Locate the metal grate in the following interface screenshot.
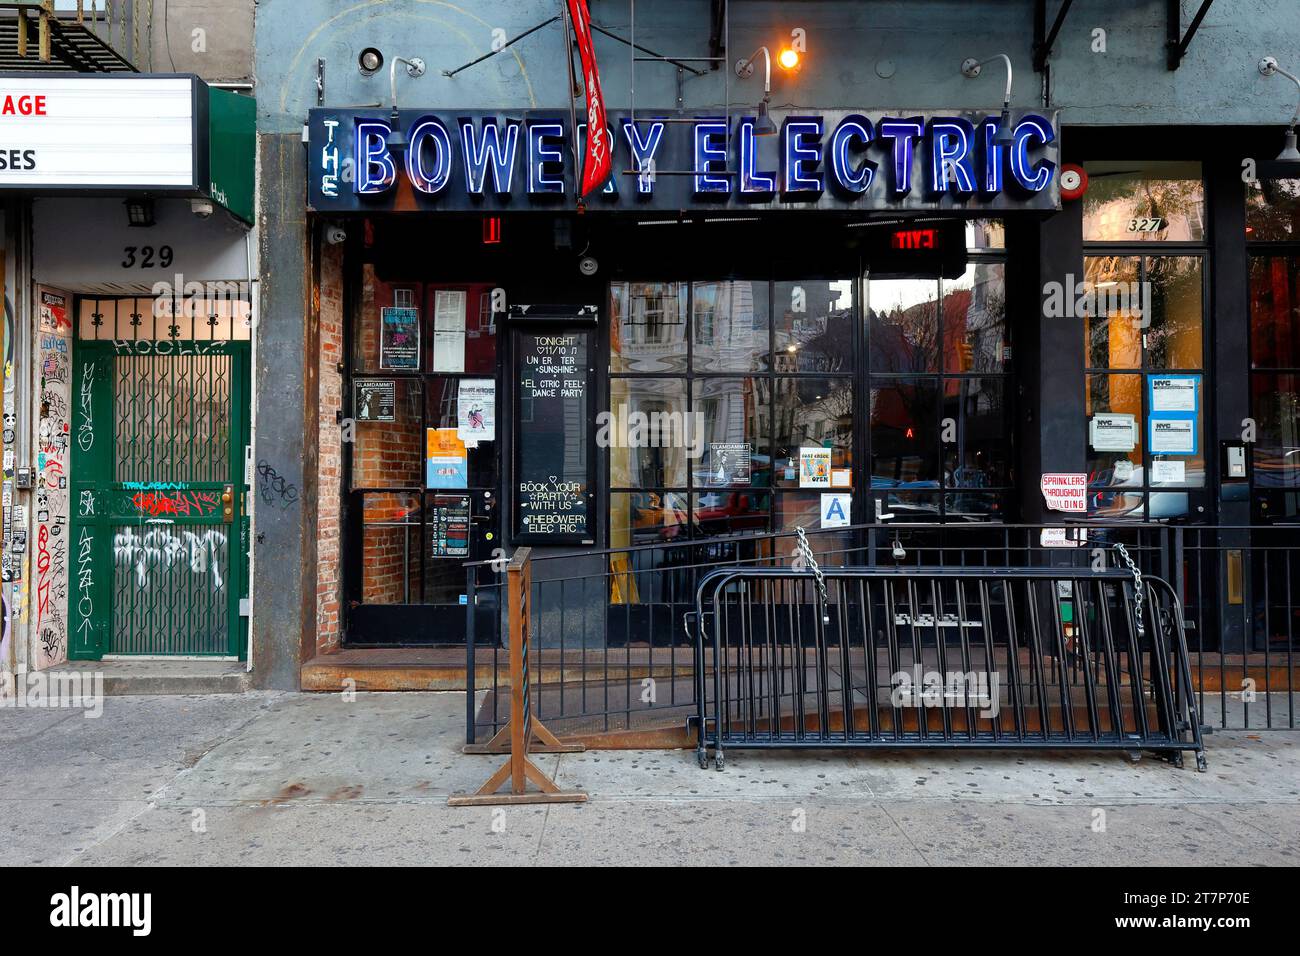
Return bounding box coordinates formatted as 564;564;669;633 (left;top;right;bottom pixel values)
111;523;228;654
113;353;231;483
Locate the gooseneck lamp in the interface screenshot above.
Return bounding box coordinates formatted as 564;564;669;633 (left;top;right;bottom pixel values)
962;53;1016;148
1259;56;1300;161
385;55;427;153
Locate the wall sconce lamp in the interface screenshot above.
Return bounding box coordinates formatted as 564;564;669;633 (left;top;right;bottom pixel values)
385;55;426;152
735;45;799;135
962;54;1016;147
124;198;155;228
1259;56;1300;161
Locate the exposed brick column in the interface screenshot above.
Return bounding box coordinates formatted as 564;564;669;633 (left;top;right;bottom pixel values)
315;241;344;654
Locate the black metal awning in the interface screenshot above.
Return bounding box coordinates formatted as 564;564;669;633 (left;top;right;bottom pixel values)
0;8;136;73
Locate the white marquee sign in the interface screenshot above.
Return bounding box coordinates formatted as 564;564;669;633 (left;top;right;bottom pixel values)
0;75;198;189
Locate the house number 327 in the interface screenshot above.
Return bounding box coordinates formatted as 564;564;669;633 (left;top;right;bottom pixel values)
121;245;174;268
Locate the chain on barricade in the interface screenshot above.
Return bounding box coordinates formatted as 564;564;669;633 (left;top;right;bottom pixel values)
1113;541;1145;639
795;526;831;624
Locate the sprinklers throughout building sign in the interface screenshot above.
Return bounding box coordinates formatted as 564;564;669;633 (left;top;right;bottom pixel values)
307;108;1059;213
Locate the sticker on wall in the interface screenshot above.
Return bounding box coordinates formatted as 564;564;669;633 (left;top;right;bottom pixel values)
353;378;396;422
1040;473;1087;513
1114;460;1135;481
379;306;420;370
456;378;496;446
799;447;831;488
426;427;467;489
820;492;851;528
1089;413;1136;452
706;442;752;486
38;288;70;333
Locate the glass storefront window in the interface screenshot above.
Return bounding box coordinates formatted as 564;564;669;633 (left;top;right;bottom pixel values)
692;279;769;372
1252;373;1300;488
1086;372;1144;487
609;491;690;547
965;219;1006;249
772;377;853;489
1246;178;1300;241
693;377;770;487
870;378;939;487
608;377;689;488
352;378;424;489
1081;161;1206;242
1250;254;1300;368
941;263;1007;373
692;490;772;538
1146;256;1204;370
773;279;853;373
941;377;1011;488
1084;255;1143;369
361;492;421;604
610;281;688;372
867;277;939;372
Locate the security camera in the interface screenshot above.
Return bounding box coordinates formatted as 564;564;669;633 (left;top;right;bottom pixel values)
325;224;347;245
190;198;215;219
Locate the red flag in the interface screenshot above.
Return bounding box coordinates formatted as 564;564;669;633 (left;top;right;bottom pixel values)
566;0;611;197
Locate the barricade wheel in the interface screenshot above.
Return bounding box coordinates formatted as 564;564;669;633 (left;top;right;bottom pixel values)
714;753;725;771
697;750;709;769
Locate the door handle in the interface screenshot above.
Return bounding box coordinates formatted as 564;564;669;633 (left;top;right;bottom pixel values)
222;484;234;523
875;498;895;522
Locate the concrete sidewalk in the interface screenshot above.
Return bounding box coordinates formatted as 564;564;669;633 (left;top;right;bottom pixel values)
1;691;1296;866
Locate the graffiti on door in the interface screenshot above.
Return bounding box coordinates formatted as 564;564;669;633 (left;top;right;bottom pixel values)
112;527;227;591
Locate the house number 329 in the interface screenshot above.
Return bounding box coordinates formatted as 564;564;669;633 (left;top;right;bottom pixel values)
121;245;174;268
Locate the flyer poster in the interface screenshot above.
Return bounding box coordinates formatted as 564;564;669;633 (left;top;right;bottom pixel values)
799;447;831;488
456;379;496;446
380;307;420;370
354;378;396;422
426;428;468;489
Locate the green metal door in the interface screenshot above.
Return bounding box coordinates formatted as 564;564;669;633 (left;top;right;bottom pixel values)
69;338;250;658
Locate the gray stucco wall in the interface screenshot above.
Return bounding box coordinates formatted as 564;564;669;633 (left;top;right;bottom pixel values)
254;0;1300;132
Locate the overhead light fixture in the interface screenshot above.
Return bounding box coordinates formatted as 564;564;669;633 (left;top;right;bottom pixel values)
736;45;789;135
385;55;426;153
962;54;1017;147
1259;56;1300;161
124;198;155;228
358;48;383;77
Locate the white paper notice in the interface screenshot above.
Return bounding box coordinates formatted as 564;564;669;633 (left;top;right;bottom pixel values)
1040;473;1088;513
457;379;496;446
1150;376;1197;412
1152;460;1186;483
1150;419;1195;453
1041;527;1087;548
1089;413;1136;452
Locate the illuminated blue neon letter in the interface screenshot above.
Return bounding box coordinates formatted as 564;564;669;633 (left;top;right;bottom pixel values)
827;115;875;194
979;117;1004;194
527;121;565;194
459;118;521;195
355;120;396;194
622;120;665;194
782;117;824;195
737;117;776;194
928;118;976;193
693;120;729;193
405;117;452;194
1010;115;1056;192
877;117;924;195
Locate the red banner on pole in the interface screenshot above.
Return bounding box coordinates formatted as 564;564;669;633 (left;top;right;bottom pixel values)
566;0;611;197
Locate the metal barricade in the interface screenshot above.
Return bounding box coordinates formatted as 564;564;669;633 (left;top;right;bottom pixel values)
694;564;1207;771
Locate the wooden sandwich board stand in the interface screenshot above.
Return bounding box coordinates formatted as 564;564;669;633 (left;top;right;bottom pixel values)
449;548;588;806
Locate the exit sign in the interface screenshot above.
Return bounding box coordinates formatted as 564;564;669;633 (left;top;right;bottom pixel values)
890;227;940;250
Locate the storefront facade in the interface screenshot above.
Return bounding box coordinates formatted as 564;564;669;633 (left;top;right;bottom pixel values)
253;0;1300;691
0;71;256;674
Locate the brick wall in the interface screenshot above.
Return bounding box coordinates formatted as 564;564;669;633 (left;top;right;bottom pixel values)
315;242;344;653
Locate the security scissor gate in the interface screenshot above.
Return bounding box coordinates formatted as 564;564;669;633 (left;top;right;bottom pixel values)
693;563;1207;771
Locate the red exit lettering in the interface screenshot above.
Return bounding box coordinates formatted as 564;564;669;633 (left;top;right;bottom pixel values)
1;95;47;116
890;228;937;250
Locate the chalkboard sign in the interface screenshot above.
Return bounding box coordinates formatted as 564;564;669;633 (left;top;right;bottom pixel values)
514;327;593;544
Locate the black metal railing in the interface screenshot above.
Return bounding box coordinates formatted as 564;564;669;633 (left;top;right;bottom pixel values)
693;565;1206;770
465;522;1299;745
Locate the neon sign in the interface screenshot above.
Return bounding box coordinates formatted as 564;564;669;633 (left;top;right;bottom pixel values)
309;108;1059;213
